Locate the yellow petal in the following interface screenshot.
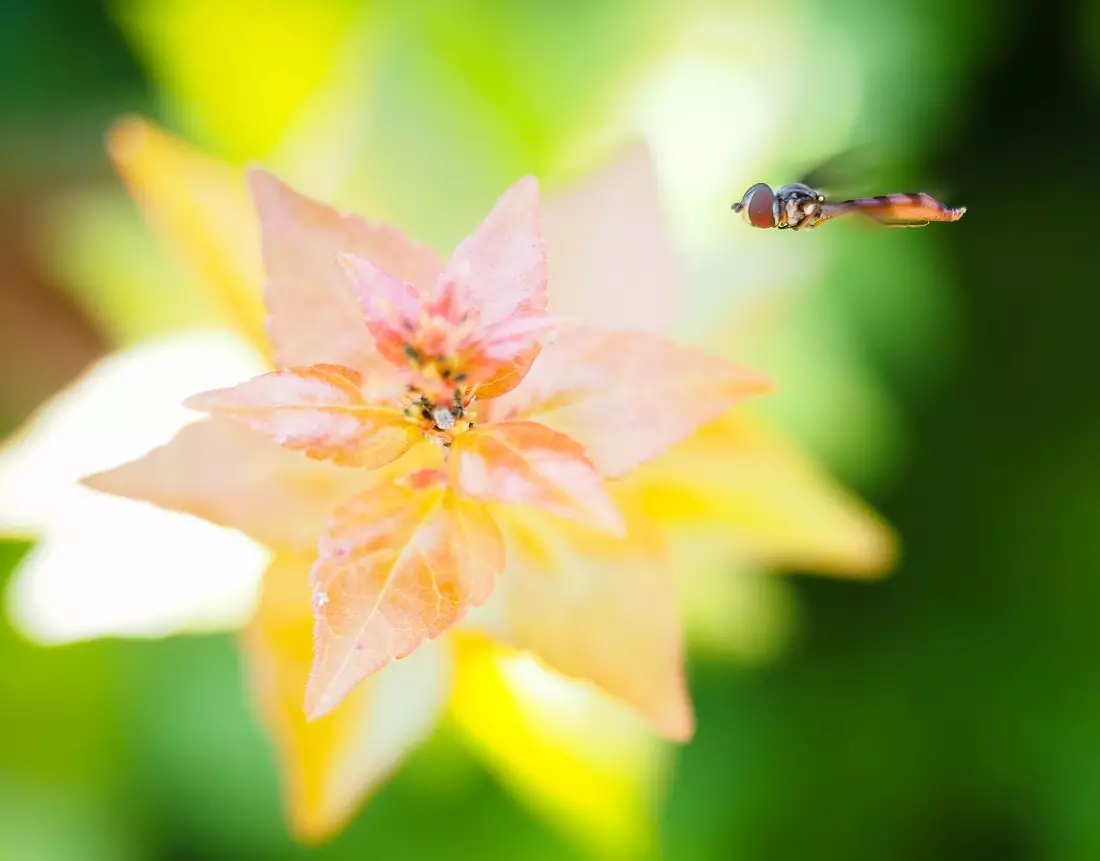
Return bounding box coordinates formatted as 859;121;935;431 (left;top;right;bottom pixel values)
107;117;268;353
449;632;666;860
244;553;449;843
622;409;897;578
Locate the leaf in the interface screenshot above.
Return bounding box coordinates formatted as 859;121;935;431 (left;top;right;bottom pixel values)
106;117;269;353
249;169;442;372
449;421;624;535
480;508;693;740
435;176;547;329
184;364;421;468
81;418;373;552
306;480;503;719
622;410;897;577
541;139;681;334
245;554;449;842
494;324;772;477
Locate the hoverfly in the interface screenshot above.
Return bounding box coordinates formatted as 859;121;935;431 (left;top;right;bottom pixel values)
731;151;966;231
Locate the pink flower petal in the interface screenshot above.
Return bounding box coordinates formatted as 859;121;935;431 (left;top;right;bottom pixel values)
434;176;547;329
494;324;772;477
82;418;373;552
185;364;420;469
448;420;624;535
337;253;423;368
541;140;680;334
305;482;503;719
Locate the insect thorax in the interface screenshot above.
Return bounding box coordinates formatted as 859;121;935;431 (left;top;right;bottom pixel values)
774;182;824;229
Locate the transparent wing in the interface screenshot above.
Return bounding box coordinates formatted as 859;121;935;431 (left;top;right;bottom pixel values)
797;146;880;197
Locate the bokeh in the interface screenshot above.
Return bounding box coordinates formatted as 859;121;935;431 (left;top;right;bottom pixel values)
2;0;1098;859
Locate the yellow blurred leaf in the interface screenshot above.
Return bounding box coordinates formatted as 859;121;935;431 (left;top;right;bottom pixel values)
107;117;268;352
623;408;897;578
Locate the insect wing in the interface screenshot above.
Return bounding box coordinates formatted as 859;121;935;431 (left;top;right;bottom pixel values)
797;146;880;198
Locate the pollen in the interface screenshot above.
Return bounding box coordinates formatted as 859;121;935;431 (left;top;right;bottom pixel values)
400;382;475;445
432;406;456;431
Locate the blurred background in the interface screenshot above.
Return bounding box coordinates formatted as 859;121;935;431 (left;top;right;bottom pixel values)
2;0;1098;859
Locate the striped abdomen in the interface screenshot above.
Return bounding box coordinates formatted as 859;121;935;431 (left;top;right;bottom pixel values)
841;192;966;225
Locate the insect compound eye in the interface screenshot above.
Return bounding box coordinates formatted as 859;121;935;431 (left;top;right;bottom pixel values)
736;183;776;228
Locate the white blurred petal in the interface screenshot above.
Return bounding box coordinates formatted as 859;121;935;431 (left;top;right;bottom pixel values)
0;329;271;644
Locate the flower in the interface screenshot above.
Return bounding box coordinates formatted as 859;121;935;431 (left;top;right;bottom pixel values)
90;163;769;722
1;118;894;845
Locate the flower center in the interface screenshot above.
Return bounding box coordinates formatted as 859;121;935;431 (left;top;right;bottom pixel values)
394;310;483;444
400;384;476;444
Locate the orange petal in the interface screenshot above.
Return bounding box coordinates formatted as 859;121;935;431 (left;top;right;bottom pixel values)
542;140;680;334
106;116;269;353
449;421;624;535
473;342;542;401
185;364;420;469
435;176;547;329
486;508;693;740
248;169;442;372
496;324;772;477
245;554;449;842
306;480;503;719
81;418;373;552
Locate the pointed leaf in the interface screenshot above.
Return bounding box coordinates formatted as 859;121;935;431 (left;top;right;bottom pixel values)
249;169;441;371
495;324;772;477
542;140;680;334
449;421;624;535
481;508;693;740
245;554;449;842
82;418;373;552
436;176;547;328
306;480;503;719
185;364;420;468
